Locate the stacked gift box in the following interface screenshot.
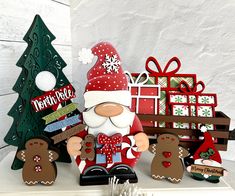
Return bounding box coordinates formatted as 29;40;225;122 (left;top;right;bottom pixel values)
168;80;217;141
125;71;160;127
168;81;217;130
127;56;230;151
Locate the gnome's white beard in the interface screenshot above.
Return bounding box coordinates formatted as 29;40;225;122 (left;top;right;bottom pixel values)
194;159;221;167
83;106;135;137
194;159;222;178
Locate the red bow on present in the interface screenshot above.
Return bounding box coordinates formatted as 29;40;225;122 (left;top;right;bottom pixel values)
145;56;181;76
179;80;205;95
97;133;122;164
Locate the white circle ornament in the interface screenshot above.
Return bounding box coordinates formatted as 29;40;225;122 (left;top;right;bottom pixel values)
35;71;56;92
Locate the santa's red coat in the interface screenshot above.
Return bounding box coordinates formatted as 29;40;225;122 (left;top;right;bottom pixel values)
75;115;143;174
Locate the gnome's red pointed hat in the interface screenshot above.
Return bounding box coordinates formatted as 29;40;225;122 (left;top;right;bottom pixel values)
193;130;222;164
79;42;131;108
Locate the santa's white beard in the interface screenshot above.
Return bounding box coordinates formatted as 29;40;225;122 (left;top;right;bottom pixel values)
83;105;135;137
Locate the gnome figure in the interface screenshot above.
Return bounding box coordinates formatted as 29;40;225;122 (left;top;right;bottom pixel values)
187;125;228;183
67;42;149;185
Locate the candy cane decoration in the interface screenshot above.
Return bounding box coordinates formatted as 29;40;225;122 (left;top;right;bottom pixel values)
122;136;138;159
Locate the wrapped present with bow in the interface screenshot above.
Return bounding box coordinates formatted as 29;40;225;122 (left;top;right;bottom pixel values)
125;71;161;127
168;80;217;132
96;133;122;166
132;57;197;127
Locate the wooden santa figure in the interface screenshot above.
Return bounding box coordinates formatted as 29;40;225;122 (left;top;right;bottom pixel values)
67;42;149;185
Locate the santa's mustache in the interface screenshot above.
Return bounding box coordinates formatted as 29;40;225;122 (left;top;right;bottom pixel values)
83;106;135;128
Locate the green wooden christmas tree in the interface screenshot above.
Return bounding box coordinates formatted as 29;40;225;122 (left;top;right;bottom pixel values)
4;15;74;170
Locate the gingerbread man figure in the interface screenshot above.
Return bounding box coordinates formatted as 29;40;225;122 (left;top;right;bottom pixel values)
17;137;59;185
80;134;95;161
149;133;189;183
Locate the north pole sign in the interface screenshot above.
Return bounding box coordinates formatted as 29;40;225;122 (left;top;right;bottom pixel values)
31;84;76;112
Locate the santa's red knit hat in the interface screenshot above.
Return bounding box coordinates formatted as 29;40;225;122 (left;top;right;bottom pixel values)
80;42;131;108
193;131;222;163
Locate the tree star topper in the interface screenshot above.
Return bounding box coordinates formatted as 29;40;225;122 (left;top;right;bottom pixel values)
102;54;121;73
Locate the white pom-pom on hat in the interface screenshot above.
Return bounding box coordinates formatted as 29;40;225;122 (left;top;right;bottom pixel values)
78;48;94;64
200;125;207;133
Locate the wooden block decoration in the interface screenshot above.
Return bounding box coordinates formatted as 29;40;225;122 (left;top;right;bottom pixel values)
149;133;189;183
42;103;78;124
138;111;230;151
44;115;81;133
186;125;228;183
16;137;59;186
51;124;86;144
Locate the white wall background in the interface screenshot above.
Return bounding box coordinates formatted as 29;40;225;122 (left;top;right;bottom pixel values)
71;0;235;160
0;0;234;161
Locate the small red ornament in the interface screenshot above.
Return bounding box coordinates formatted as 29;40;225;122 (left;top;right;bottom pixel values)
162;152;172;158
85;149;92;154
162;161;171;168
86;142;92;147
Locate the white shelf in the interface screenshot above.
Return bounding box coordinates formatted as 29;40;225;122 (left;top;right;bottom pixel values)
0;151;234;196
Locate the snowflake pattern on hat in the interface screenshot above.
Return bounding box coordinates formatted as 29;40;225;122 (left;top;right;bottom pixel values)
85;42;128;92
102;54;121;73
83;42;131;108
